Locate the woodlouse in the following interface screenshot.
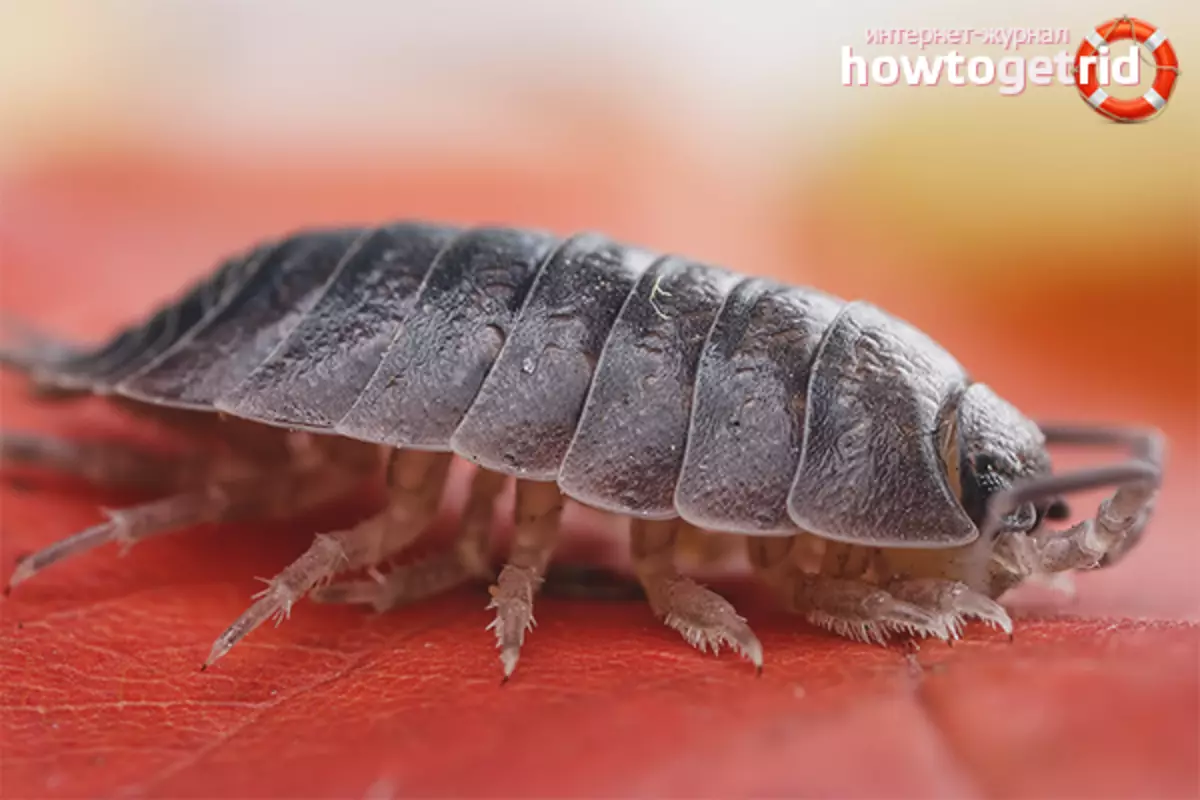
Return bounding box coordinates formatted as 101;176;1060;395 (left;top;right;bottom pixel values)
1;222;1164;678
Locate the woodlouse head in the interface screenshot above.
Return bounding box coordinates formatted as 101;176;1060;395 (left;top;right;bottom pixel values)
954;383;1058;535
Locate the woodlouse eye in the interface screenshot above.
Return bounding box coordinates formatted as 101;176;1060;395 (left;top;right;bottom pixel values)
974;456;1007;495
974;454;998;473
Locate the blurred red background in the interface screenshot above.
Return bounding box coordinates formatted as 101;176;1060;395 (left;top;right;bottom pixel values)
1;2;1196;797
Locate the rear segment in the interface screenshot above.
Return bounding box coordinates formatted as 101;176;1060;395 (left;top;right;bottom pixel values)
117;230;362;409
216;223;459;430
6;240;275;393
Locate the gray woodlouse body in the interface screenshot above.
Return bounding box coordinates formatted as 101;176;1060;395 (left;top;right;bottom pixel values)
1;222;1164;678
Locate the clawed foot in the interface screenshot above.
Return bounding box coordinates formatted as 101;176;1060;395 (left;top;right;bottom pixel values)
204;533;350;669
487;564;541;681
798;576;1011;646
887;578;1013;641
5;488;227;593
653;577;763;671
802;579;939;645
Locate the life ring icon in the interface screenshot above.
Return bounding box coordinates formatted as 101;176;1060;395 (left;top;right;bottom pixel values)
1074;16;1180;122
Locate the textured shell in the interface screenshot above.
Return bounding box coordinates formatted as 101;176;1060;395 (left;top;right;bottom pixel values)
28;223;979;547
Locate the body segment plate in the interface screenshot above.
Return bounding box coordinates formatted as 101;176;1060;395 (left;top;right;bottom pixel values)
451;233;654;478
218;223;458;429
117;231;359;408
787;301;977;547
676;279;842;533
335;227;558;449
558;256;738;517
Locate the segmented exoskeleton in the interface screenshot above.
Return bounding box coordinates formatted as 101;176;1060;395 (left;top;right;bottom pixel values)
1;222;1164;677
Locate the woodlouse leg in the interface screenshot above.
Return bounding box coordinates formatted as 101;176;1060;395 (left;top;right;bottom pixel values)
885;578;1013;640
1;431;213;493
982;428;1162;597
1029;474;1159;573
819;540;873;581
987;533;1084;599
984;426;1162;570
487;480;563;681
633;519;763;671
6;484;234;592
673;526;742;570
4;445;369;594
311;467;506;611
985;469;1157;598
748;536;943;646
795;577;949;646
203;449;451;669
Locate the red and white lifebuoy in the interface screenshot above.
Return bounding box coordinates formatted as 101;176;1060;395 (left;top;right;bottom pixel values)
1075;17;1180;122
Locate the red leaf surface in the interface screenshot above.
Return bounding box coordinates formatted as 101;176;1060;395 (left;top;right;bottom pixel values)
1;157;1196;798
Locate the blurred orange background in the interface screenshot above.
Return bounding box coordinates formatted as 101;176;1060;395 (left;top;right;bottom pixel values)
1;2;1197;797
